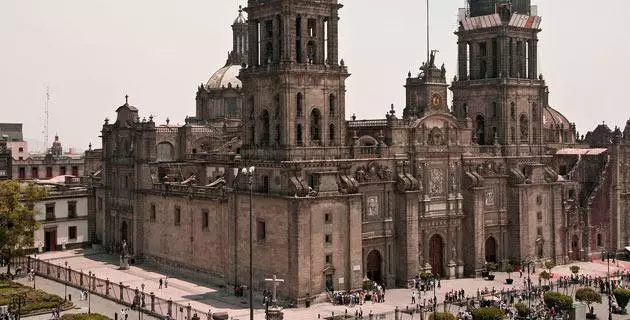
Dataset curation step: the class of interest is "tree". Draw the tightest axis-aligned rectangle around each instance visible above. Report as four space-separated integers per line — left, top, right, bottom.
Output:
540 270 551 284
514 302 531 317
0 180 46 273
429 312 456 320
503 264 514 279
613 288 630 311
575 287 602 312
544 260 556 271
570 265 580 274
544 292 574 310
471 307 504 320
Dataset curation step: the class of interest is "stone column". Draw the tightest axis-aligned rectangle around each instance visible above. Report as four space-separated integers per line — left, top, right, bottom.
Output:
457 41 467 80
119 282 124 301
150 292 155 312
328 15 339 65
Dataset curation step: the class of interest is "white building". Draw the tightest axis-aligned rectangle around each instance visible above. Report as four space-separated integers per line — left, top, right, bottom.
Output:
32 176 89 252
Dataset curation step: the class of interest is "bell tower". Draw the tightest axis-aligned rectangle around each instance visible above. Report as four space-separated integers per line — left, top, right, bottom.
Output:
451 0 546 151
239 0 349 160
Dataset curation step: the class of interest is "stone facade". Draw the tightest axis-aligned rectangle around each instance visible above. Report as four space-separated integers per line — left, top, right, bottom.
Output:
93 0 630 306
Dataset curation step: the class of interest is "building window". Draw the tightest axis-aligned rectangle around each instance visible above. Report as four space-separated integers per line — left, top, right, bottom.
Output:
150 204 156 221
18 167 25 179
68 226 77 240
536 211 542 221
60 166 66 176
325 234 332 244
46 167 53 178
71 166 79 177
329 94 336 116
45 203 55 221
257 220 266 241
307 19 316 37
597 233 603 247
536 195 542 205
98 197 103 212
202 210 209 230
67 201 77 219
296 93 303 118
18 147 23 153
18 157 23 160
31 167 39 179
262 175 269 193
325 254 332 264
324 213 331 224
174 206 181 226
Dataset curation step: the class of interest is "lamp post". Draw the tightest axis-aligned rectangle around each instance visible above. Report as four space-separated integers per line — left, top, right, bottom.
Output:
240 166 256 320
522 260 535 316
428 274 437 320
11 294 26 320
87 271 92 314
64 261 68 301
601 249 615 320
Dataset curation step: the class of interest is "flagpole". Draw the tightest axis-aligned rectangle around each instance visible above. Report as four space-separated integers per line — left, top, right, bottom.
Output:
426 0 430 64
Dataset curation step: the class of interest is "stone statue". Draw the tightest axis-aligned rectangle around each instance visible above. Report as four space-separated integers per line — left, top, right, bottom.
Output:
120 240 130 270
121 240 128 256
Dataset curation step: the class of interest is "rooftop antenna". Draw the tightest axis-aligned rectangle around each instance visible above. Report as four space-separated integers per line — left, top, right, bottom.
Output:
43 86 51 153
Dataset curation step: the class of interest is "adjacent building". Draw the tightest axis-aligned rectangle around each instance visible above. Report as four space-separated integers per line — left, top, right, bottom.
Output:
93 0 630 306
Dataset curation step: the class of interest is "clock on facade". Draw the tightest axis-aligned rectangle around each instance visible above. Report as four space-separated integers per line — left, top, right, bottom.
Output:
431 93 442 108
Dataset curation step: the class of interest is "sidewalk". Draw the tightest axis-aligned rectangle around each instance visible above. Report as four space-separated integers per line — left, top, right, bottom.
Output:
28 249 630 320
17 275 159 320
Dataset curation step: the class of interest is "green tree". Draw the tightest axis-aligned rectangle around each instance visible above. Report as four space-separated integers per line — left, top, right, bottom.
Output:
544 292 573 310
0 181 46 273
575 287 602 311
570 265 580 274
471 307 504 320
486 262 498 275
613 288 630 311
539 270 551 285
429 312 457 320
503 264 514 279
514 302 531 317
544 260 556 271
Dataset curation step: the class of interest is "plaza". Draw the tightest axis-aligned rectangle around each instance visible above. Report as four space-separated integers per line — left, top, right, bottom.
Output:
21 249 630 320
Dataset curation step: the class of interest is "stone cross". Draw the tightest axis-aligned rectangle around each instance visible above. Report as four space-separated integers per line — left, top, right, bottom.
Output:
264 275 284 304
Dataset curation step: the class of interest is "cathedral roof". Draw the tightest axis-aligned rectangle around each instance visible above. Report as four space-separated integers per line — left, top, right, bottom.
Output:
543 106 571 129
204 64 242 90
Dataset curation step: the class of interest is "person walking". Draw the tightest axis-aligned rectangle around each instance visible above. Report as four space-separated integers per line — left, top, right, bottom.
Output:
159 278 163 289
165 276 168 288
411 290 416 304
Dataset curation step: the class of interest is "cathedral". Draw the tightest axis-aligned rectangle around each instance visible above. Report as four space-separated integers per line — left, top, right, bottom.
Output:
91 0 630 305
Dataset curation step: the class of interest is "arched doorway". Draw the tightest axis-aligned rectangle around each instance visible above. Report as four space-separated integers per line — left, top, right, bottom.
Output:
571 235 580 261
485 237 497 263
429 234 444 277
366 250 383 284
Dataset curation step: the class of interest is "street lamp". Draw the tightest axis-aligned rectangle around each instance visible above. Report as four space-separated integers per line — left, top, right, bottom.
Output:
601 249 616 320
240 166 256 320
522 260 535 315
87 271 92 314
11 294 26 320
428 274 437 320
64 261 68 301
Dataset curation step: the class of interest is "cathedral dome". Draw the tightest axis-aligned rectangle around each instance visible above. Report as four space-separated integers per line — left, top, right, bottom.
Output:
543 106 571 129
204 64 242 90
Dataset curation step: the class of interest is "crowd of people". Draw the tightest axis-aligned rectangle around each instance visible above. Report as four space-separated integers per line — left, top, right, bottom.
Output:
328 282 387 307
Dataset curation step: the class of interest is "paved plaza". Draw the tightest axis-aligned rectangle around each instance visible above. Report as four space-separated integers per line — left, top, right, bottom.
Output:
22 249 630 320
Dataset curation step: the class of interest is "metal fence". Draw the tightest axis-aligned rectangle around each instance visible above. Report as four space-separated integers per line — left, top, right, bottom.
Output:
11 256 211 320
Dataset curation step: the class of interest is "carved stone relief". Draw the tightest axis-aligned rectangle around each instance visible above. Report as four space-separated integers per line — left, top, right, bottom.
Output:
430 168 445 196
485 189 495 206
367 196 379 217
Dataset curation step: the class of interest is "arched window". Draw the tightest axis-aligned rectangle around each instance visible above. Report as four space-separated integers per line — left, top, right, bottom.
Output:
307 41 316 63
329 124 335 143
260 109 270 146
296 124 303 146
520 114 529 141
296 93 303 118
475 115 485 145
329 94 336 116
310 108 321 142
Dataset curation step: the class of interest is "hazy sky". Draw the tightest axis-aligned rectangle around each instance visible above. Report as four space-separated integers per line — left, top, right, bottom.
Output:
1 0 629 151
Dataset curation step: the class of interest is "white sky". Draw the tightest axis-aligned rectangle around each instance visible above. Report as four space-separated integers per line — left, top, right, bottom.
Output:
1 0 629 151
